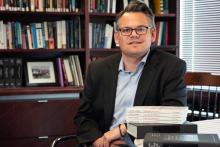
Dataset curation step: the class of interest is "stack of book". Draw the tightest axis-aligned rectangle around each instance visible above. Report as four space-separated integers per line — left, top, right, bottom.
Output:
143 133 220 147
125 106 188 124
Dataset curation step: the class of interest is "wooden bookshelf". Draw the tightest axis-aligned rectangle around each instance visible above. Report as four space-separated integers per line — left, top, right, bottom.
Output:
0 0 180 146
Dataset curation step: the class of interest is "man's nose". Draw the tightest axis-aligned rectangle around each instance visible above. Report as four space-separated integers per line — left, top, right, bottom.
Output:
130 29 139 36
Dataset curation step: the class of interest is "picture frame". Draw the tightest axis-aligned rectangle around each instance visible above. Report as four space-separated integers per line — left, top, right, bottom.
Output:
25 61 57 86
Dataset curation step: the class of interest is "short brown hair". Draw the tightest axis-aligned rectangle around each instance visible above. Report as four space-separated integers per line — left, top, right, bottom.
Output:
116 0 155 30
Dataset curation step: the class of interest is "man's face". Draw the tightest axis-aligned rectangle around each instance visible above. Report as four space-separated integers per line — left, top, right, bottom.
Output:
114 12 156 58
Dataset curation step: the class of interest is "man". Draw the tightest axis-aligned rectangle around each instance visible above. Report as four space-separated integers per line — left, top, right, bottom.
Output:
74 0 187 146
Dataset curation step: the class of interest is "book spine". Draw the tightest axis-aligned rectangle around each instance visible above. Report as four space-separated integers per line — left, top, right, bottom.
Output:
56 58 64 87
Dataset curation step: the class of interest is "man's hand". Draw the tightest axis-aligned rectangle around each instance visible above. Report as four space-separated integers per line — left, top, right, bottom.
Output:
103 126 121 142
93 136 110 147
92 124 127 147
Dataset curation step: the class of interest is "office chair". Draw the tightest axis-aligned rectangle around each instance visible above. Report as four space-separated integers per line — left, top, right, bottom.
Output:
184 72 220 121
50 134 82 147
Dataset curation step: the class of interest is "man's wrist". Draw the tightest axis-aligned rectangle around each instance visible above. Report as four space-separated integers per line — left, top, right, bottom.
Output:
119 124 127 137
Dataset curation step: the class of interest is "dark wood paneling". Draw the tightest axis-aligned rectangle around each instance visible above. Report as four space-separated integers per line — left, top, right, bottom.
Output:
0 136 77 147
0 99 80 138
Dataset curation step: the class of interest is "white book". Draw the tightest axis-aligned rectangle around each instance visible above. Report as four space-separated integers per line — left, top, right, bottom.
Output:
56 21 62 49
2 23 7 49
144 0 149 7
63 58 74 84
126 106 188 124
107 0 111 13
69 55 80 86
112 0 116 13
74 55 84 86
31 0 35 11
157 22 164 46
69 56 80 86
61 20 67 48
123 0 128 9
6 22 13 49
104 24 113 49
67 56 77 86
89 23 93 48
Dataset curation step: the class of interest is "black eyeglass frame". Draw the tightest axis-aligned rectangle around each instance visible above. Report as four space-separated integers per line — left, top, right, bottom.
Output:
117 26 153 36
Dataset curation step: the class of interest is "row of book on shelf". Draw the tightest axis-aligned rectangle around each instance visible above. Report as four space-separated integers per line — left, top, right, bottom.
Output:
88 0 169 14
0 0 80 12
88 0 117 13
155 21 168 46
0 55 83 88
0 18 81 49
0 0 169 14
57 55 84 87
89 23 114 49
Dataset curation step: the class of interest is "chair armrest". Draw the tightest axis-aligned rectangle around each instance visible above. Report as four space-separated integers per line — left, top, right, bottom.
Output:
51 134 77 147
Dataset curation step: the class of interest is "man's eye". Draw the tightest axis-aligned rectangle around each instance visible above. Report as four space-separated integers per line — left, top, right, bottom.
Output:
122 28 131 33
136 28 145 32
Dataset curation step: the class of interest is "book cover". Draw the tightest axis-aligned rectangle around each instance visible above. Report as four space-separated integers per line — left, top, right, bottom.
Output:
127 123 197 139
15 58 23 87
144 133 220 147
56 58 64 87
0 58 4 87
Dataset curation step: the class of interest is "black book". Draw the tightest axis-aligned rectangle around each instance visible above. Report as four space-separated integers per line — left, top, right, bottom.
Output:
127 122 197 139
144 133 220 147
0 58 4 87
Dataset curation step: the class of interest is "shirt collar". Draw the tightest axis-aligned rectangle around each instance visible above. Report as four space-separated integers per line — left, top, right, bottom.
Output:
118 50 150 72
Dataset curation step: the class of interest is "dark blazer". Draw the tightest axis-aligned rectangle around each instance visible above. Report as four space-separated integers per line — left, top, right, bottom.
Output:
74 49 187 144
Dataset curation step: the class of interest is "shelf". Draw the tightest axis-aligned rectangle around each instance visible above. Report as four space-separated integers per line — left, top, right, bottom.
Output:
155 13 176 18
0 48 85 53
0 49 85 58
0 10 84 16
0 10 84 22
89 12 117 17
0 86 83 96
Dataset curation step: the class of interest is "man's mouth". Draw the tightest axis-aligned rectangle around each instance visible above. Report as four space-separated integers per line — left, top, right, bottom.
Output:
128 41 142 45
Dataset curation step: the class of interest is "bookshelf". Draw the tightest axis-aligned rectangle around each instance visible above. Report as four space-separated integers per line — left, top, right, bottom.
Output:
0 0 180 146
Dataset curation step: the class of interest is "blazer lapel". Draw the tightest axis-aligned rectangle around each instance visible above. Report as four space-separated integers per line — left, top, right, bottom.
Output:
134 50 158 106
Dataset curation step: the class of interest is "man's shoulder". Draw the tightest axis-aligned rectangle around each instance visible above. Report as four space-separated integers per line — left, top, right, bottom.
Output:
151 49 186 65
91 53 121 68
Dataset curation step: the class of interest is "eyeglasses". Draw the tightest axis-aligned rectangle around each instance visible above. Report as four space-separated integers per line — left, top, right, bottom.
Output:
118 26 152 36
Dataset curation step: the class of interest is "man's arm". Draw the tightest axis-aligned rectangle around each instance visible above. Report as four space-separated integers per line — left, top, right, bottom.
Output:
161 59 187 106
74 62 103 144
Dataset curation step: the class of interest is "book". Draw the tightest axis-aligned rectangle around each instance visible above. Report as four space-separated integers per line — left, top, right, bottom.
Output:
127 122 197 139
15 58 23 87
126 106 188 124
0 58 4 87
144 133 220 147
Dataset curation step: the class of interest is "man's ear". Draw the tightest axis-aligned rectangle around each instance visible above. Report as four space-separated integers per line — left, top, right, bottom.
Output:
151 29 157 43
114 31 119 45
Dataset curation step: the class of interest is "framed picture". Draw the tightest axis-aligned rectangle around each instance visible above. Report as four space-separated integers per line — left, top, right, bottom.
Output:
25 61 57 86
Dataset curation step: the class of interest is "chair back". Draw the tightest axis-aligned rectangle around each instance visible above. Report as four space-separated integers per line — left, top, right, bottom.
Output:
184 72 220 121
